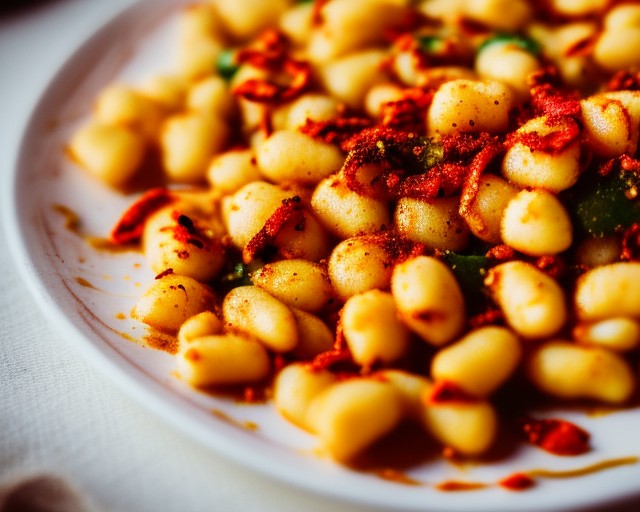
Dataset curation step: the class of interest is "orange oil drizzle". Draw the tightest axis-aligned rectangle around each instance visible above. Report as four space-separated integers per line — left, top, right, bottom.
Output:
528 456 639 480
211 408 259 432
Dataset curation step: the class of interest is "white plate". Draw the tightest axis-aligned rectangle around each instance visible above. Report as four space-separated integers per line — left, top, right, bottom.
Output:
4 1 640 511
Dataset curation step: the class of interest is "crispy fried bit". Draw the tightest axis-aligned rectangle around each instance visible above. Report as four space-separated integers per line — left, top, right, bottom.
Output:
300 116 373 149
242 196 305 263
606 70 640 92
170 211 212 251
621 223 640 261
505 117 580 153
528 67 581 121
599 154 640 177
341 127 444 200
485 245 516 261
535 255 566 280
380 87 434 134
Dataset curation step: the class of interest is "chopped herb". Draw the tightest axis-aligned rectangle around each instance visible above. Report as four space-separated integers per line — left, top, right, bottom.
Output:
417 35 447 54
216 48 239 80
412 136 445 172
373 135 444 174
442 251 491 302
221 262 252 287
564 170 640 237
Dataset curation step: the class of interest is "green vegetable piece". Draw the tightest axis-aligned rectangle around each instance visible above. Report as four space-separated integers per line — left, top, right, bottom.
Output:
220 262 253 288
442 252 491 298
417 35 447 54
478 33 541 56
565 171 640 237
373 136 444 174
414 137 444 172
216 49 239 80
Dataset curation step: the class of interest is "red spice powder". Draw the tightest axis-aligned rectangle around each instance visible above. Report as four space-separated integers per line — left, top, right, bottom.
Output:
300 116 373 149
528 67 582 121
621 223 640 261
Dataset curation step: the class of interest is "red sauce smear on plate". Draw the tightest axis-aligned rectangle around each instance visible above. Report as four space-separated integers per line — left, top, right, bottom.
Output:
498 472 536 491
520 416 590 456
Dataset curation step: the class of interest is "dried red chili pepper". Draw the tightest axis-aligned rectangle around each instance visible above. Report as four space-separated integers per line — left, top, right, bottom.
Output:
235 29 288 68
233 29 311 104
242 196 305 264
519 416 591 456
458 142 503 220
110 187 175 244
233 59 311 103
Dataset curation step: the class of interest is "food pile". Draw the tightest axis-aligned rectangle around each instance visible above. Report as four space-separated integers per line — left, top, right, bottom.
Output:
68 0 640 471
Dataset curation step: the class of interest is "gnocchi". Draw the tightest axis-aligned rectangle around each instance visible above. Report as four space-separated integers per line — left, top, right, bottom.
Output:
70 0 640 473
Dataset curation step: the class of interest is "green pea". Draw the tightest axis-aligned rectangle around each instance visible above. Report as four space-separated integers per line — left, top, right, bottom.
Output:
216 48 239 80
478 33 541 55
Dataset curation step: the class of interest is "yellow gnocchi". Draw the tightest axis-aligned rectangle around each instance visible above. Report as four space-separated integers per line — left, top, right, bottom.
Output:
71 0 640 471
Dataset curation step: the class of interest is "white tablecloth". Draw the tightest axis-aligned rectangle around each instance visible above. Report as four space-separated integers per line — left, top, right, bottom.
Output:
0 2 373 511
1 2 639 512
